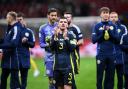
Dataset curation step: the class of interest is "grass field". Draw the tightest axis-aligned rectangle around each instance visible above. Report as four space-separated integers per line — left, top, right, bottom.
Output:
27 57 96 89
1 57 118 89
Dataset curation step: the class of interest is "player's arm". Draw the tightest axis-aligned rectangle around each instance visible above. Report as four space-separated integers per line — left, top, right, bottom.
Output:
108 24 119 43
50 34 58 51
64 33 76 51
0 26 21 48
120 35 128 52
92 24 104 44
22 29 35 48
120 25 128 44
39 27 49 48
74 25 84 46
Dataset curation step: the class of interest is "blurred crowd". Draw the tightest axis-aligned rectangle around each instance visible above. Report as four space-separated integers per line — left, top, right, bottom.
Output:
0 0 128 18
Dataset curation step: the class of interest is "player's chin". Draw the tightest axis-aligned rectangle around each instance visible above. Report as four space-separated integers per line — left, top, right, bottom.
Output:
51 20 56 23
60 27 66 30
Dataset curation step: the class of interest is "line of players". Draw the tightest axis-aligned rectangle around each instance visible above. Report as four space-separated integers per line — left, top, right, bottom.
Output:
0 12 35 89
0 8 83 89
92 7 128 89
39 8 83 89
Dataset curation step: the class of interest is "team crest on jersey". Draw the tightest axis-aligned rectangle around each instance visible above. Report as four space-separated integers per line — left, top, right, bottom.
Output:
110 26 114 30
99 27 104 30
97 60 101 64
8 31 11 34
118 29 121 33
25 32 29 37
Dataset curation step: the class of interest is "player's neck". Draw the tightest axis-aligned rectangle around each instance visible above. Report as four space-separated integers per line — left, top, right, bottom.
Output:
101 19 109 22
10 21 17 25
49 21 55 26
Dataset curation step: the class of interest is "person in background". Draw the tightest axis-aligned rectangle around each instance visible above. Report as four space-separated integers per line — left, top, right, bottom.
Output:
39 8 58 89
110 11 127 89
92 7 118 89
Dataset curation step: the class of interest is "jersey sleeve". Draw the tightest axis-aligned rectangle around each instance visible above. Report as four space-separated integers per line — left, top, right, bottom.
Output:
22 28 35 48
73 25 83 40
0 26 21 49
91 24 104 44
39 26 48 48
65 33 76 51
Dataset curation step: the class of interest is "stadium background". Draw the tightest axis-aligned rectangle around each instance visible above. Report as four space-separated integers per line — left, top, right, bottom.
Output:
0 0 128 89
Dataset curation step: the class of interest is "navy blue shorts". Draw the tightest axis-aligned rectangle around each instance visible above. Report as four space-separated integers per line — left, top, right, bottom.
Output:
54 69 75 87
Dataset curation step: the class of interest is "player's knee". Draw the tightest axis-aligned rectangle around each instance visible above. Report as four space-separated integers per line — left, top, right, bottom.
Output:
49 78 55 85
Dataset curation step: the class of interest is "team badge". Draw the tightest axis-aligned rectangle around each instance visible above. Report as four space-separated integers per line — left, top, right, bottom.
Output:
118 29 121 33
99 27 103 30
110 26 114 30
25 32 29 37
97 60 101 64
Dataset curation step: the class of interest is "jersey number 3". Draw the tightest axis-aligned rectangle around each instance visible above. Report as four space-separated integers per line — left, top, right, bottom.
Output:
59 43 63 49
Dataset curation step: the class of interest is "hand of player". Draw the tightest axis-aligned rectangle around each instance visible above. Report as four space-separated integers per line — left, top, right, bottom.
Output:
104 26 110 30
54 26 60 37
63 29 68 39
22 37 28 43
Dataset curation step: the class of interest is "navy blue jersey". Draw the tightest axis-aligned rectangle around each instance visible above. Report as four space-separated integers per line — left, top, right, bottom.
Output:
120 34 128 53
51 31 76 70
68 24 83 53
92 21 118 55
18 27 35 68
0 22 22 69
114 22 127 64
120 34 128 64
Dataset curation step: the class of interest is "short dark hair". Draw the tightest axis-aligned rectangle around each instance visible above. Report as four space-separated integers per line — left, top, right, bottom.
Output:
99 7 110 14
64 11 73 17
47 8 57 15
64 11 72 15
110 11 118 15
8 11 17 20
17 12 25 18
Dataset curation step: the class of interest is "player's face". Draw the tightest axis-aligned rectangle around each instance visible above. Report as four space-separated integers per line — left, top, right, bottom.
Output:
6 14 13 24
100 11 109 21
58 19 68 30
109 13 118 23
64 14 72 24
48 12 57 23
17 17 24 24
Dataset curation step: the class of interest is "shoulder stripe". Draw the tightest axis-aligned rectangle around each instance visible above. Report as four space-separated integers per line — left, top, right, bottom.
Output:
39 24 47 32
72 24 81 34
13 26 18 39
27 28 35 42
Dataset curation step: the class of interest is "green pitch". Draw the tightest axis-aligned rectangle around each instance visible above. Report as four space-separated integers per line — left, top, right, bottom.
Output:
27 57 97 89
1 57 118 89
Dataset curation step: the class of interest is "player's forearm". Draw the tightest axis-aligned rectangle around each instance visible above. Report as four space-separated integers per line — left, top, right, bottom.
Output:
65 39 76 51
0 43 16 49
77 39 84 46
120 44 128 50
23 42 35 48
92 34 104 44
40 42 49 48
108 30 119 43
